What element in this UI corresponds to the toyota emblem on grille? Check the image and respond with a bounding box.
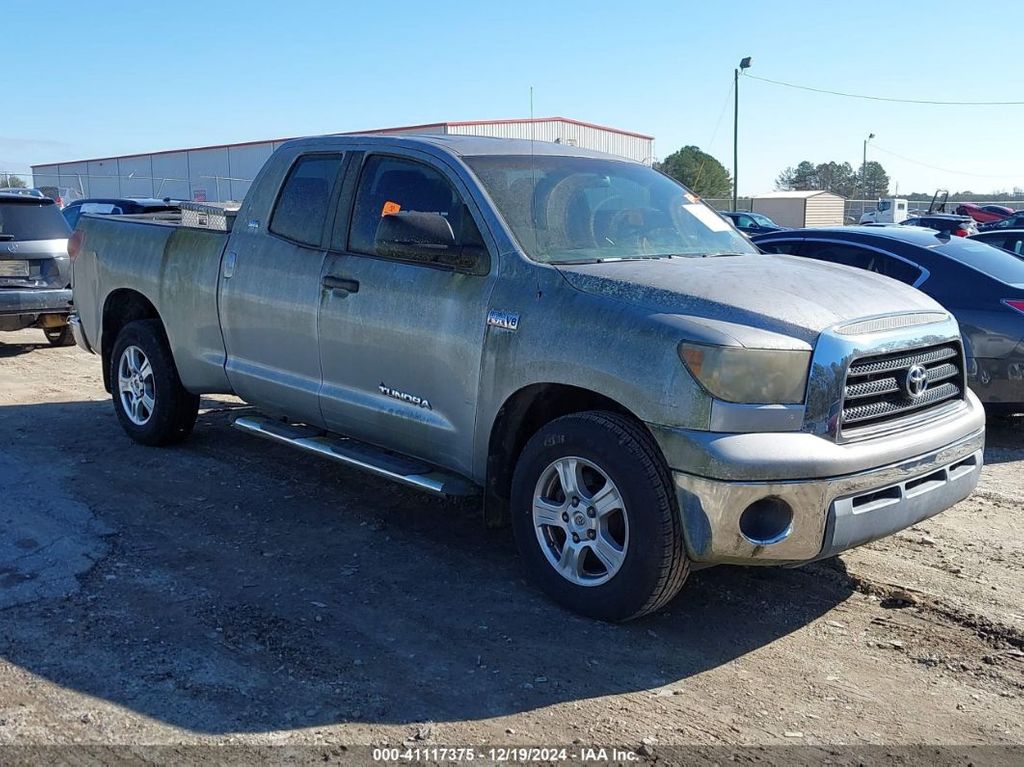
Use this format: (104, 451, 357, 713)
(905, 364, 929, 397)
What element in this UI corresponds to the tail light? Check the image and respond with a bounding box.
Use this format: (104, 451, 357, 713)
(1004, 299, 1024, 315)
(67, 229, 84, 261)
(55, 195, 64, 208)
(953, 228, 969, 237)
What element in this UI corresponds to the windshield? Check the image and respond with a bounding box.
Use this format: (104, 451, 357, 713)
(749, 212, 777, 227)
(465, 155, 757, 264)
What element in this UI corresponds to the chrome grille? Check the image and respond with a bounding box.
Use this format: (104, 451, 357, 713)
(840, 342, 965, 439)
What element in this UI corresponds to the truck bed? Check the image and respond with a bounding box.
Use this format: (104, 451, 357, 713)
(72, 214, 232, 393)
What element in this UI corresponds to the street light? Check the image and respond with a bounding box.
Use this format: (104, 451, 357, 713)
(862, 132, 875, 201)
(733, 56, 752, 211)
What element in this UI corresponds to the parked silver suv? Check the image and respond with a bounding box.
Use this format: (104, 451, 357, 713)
(0, 193, 74, 345)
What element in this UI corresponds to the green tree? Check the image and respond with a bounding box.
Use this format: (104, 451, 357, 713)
(815, 161, 856, 197)
(777, 159, 889, 199)
(655, 146, 732, 198)
(860, 161, 890, 199)
(0, 173, 27, 188)
(776, 161, 818, 191)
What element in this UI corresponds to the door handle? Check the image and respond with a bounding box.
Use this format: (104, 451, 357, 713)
(322, 275, 360, 294)
(223, 251, 237, 279)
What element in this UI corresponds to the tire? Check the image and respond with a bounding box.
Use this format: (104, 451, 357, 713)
(44, 324, 75, 347)
(510, 410, 690, 621)
(110, 319, 199, 446)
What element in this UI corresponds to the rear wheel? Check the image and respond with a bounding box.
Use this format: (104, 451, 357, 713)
(511, 410, 690, 621)
(44, 325, 75, 347)
(110, 320, 199, 446)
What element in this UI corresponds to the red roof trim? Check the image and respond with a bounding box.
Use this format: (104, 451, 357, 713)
(32, 117, 654, 170)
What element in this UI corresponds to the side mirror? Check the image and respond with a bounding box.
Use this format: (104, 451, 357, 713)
(374, 211, 483, 272)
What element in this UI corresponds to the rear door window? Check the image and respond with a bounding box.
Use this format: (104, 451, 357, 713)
(1003, 234, 1024, 256)
(0, 201, 71, 241)
(933, 236, 1024, 285)
(757, 239, 802, 255)
(800, 241, 923, 285)
(269, 154, 344, 247)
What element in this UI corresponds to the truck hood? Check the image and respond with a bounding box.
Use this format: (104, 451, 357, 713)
(556, 254, 945, 347)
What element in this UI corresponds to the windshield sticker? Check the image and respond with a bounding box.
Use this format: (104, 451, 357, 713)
(381, 200, 401, 217)
(683, 203, 731, 232)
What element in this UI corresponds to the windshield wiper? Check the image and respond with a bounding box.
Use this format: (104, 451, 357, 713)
(0, 234, 14, 241)
(550, 255, 678, 265)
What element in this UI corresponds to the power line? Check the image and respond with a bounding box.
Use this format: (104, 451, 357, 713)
(692, 79, 735, 190)
(743, 72, 1024, 106)
(871, 144, 1023, 179)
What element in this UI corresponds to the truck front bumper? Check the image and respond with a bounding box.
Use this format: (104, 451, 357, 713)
(0, 288, 72, 316)
(650, 392, 986, 565)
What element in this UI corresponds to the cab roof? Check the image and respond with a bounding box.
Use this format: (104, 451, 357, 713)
(279, 132, 634, 162)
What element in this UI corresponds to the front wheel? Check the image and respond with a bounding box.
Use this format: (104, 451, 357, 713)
(510, 411, 690, 621)
(110, 320, 199, 446)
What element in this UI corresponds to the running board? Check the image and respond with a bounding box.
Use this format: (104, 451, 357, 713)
(232, 415, 478, 497)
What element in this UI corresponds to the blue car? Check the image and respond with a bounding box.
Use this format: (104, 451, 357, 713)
(753, 226, 1024, 415)
(720, 210, 787, 235)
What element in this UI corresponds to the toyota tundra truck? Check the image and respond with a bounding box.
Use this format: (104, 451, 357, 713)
(68, 135, 985, 621)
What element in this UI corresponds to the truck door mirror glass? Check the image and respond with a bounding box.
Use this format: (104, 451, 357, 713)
(374, 211, 481, 271)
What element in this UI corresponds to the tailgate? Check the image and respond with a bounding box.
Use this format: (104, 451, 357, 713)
(0, 238, 69, 290)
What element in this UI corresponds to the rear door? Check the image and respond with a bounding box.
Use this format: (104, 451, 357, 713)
(316, 151, 497, 475)
(0, 198, 70, 292)
(218, 152, 345, 425)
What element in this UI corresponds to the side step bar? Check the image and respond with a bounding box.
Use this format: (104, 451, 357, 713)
(233, 415, 478, 497)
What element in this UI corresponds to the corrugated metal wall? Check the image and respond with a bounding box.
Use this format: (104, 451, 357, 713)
(750, 198, 808, 229)
(446, 121, 653, 163)
(31, 141, 280, 203)
(751, 193, 846, 228)
(804, 194, 845, 227)
(32, 120, 655, 202)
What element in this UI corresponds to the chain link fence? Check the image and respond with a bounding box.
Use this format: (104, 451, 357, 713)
(704, 196, 1023, 223)
(1, 170, 252, 203)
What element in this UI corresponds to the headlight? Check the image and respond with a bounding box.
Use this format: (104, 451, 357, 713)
(679, 343, 811, 404)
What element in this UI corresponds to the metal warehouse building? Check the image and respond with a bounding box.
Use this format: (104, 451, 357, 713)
(31, 117, 655, 203)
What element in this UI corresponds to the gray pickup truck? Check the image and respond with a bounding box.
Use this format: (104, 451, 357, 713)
(69, 135, 985, 621)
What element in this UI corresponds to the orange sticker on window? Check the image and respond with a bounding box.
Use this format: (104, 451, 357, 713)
(381, 200, 401, 216)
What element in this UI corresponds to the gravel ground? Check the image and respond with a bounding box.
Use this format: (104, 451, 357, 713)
(0, 328, 1022, 757)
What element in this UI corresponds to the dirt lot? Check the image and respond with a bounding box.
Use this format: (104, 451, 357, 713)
(0, 328, 1022, 755)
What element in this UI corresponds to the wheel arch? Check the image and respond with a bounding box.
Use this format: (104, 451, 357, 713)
(100, 289, 163, 392)
(483, 383, 650, 528)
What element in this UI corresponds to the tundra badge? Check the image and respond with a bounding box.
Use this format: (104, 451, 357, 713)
(379, 382, 432, 410)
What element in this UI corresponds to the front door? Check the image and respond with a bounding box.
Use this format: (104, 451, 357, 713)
(317, 152, 497, 475)
(219, 152, 345, 424)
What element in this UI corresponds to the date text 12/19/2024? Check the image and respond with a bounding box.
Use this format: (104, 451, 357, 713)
(371, 746, 640, 762)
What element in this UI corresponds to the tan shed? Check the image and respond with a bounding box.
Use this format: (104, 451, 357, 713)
(751, 190, 846, 228)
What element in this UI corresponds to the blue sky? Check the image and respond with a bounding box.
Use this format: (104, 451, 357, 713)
(5, 0, 1020, 195)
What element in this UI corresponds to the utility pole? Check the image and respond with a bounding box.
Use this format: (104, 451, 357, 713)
(733, 57, 752, 211)
(862, 132, 875, 200)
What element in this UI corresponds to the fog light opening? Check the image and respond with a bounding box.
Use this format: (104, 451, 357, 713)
(739, 497, 794, 546)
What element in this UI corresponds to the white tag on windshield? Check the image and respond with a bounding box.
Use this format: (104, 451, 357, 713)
(683, 203, 731, 232)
